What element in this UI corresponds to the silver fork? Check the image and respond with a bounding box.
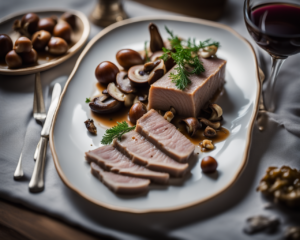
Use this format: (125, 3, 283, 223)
(14, 72, 46, 179)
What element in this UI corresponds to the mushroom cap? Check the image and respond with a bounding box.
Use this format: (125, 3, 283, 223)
(204, 126, 217, 138)
(89, 96, 123, 114)
(116, 71, 136, 94)
(116, 49, 143, 69)
(149, 23, 164, 52)
(128, 64, 149, 85)
(181, 117, 201, 137)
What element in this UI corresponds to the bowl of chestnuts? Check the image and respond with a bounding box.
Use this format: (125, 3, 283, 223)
(0, 9, 90, 75)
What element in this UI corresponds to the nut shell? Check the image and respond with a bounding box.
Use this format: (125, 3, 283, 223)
(14, 37, 32, 53)
(5, 50, 22, 68)
(116, 49, 143, 69)
(38, 18, 56, 33)
(61, 12, 76, 29)
(129, 102, 147, 124)
(201, 156, 218, 173)
(21, 48, 38, 65)
(21, 13, 39, 34)
(0, 34, 13, 59)
(32, 30, 51, 51)
(48, 37, 68, 55)
(95, 61, 119, 85)
(53, 21, 72, 42)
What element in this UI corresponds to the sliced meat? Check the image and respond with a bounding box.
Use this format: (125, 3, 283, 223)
(91, 162, 150, 194)
(113, 131, 189, 177)
(86, 145, 169, 184)
(148, 57, 226, 117)
(136, 109, 195, 162)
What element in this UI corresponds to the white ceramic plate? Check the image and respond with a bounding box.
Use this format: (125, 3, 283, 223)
(0, 9, 90, 75)
(50, 16, 260, 213)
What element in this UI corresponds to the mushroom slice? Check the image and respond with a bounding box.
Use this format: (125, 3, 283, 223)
(124, 93, 136, 107)
(116, 71, 136, 94)
(204, 126, 217, 138)
(209, 103, 223, 121)
(164, 111, 174, 122)
(181, 117, 201, 137)
(150, 51, 176, 72)
(201, 140, 214, 150)
(198, 117, 221, 130)
(102, 89, 108, 94)
(128, 64, 149, 85)
(89, 96, 122, 114)
(150, 51, 164, 62)
(199, 45, 218, 59)
(107, 82, 126, 102)
(138, 94, 148, 102)
(149, 23, 164, 52)
(147, 59, 166, 84)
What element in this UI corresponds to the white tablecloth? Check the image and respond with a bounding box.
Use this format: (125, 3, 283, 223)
(1, 0, 300, 239)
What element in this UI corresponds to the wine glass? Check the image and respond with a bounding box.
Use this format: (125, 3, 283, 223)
(244, 0, 300, 113)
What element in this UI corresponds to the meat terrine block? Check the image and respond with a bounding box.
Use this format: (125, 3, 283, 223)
(86, 145, 169, 184)
(136, 109, 195, 162)
(148, 57, 226, 117)
(91, 162, 150, 194)
(113, 131, 189, 177)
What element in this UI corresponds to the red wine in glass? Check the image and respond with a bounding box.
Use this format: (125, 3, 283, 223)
(244, 0, 300, 114)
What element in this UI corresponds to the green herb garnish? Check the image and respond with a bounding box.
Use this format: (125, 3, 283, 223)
(144, 41, 150, 62)
(85, 98, 91, 103)
(101, 121, 135, 145)
(161, 27, 220, 90)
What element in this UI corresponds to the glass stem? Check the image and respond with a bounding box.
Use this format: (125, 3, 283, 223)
(264, 56, 286, 112)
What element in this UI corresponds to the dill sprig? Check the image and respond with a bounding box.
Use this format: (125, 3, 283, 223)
(85, 98, 91, 103)
(144, 41, 150, 62)
(161, 27, 219, 90)
(101, 121, 135, 145)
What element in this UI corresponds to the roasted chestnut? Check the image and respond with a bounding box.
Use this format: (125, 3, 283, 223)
(21, 48, 38, 65)
(116, 49, 144, 69)
(14, 37, 32, 53)
(201, 156, 218, 173)
(21, 13, 39, 34)
(61, 12, 76, 29)
(48, 37, 68, 55)
(129, 102, 147, 124)
(5, 50, 22, 68)
(0, 34, 13, 59)
(53, 21, 72, 42)
(38, 17, 56, 33)
(32, 30, 51, 51)
(95, 61, 119, 85)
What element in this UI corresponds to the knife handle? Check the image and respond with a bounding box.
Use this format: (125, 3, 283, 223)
(29, 137, 48, 193)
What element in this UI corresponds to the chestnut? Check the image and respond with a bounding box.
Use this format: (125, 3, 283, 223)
(38, 17, 56, 33)
(201, 156, 218, 173)
(53, 21, 72, 42)
(116, 49, 144, 69)
(0, 34, 13, 59)
(14, 37, 32, 53)
(5, 50, 22, 68)
(129, 102, 147, 124)
(48, 37, 68, 55)
(32, 30, 51, 51)
(21, 13, 39, 34)
(21, 48, 38, 65)
(61, 12, 76, 29)
(95, 61, 119, 85)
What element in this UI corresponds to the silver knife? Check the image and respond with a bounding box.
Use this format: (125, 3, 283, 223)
(29, 83, 61, 192)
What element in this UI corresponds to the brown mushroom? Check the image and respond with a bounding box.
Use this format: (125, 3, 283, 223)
(61, 12, 76, 29)
(209, 103, 223, 121)
(5, 50, 22, 68)
(149, 23, 164, 52)
(21, 48, 38, 64)
(14, 37, 32, 53)
(48, 37, 68, 55)
(116, 71, 136, 94)
(204, 126, 217, 138)
(21, 13, 39, 34)
(53, 21, 72, 42)
(198, 117, 221, 130)
(116, 49, 143, 69)
(107, 82, 126, 102)
(95, 61, 119, 85)
(0, 34, 13, 59)
(127, 64, 149, 85)
(32, 30, 51, 51)
(38, 17, 57, 33)
(164, 111, 174, 122)
(84, 119, 97, 135)
(181, 117, 201, 137)
(129, 102, 147, 124)
(150, 51, 176, 72)
(147, 60, 166, 84)
(89, 96, 122, 114)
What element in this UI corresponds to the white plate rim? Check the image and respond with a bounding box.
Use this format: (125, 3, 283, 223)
(0, 8, 90, 75)
(49, 15, 261, 213)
